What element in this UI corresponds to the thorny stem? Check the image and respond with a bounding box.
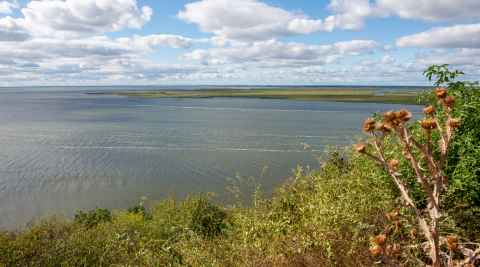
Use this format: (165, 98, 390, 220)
(371, 129, 441, 266)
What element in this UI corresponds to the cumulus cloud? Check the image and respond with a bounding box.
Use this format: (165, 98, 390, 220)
(415, 48, 480, 67)
(377, 0, 480, 21)
(119, 34, 194, 49)
(321, 0, 480, 32)
(0, 16, 30, 41)
(0, 0, 18, 14)
(183, 39, 378, 66)
(178, 0, 330, 42)
(397, 24, 480, 48)
(20, 0, 152, 37)
(325, 0, 383, 30)
(0, 31, 200, 85)
(0, 0, 204, 84)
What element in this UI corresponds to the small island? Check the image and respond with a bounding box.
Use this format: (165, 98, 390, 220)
(89, 87, 423, 104)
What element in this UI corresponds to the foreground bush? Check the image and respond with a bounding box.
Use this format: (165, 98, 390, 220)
(416, 65, 480, 242)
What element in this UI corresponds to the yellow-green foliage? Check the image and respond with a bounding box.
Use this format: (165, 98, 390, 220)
(0, 151, 395, 267)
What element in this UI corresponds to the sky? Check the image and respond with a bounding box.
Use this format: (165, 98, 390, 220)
(0, 0, 479, 86)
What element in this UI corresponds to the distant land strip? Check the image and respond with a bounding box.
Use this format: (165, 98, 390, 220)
(88, 88, 425, 105)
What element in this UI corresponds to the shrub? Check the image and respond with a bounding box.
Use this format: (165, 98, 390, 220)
(423, 65, 480, 241)
(190, 198, 228, 238)
(128, 203, 153, 221)
(74, 208, 112, 228)
(356, 68, 480, 266)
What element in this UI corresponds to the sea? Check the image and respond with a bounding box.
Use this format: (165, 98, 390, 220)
(0, 86, 424, 229)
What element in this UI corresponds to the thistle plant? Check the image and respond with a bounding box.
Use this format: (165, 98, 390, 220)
(355, 87, 479, 266)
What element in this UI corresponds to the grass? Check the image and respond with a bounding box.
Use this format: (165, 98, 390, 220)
(91, 88, 422, 104)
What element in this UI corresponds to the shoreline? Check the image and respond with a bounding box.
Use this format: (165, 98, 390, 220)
(89, 88, 422, 105)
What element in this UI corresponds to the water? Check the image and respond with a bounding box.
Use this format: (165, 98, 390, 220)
(0, 88, 421, 229)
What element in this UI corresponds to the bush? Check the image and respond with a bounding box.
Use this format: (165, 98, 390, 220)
(128, 203, 153, 221)
(423, 65, 480, 241)
(190, 198, 228, 238)
(74, 208, 112, 228)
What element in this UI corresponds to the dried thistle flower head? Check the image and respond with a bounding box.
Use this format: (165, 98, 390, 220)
(373, 234, 387, 246)
(376, 122, 392, 134)
(383, 111, 396, 123)
(363, 118, 376, 133)
(369, 245, 382, 257)
(448, 118, 461, 129)
(354, 143, 366, 153)
(443, 95, 455, 108)
(388, 159, 400, 171)
(396, 109, 412, 122)
(420, 119, 437, 130)
(435, 87, 448, 99)
(423, 105, 435, 116)
(446, 235, 458, 251)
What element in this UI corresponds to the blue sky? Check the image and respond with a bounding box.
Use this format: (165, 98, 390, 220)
(0, 0, 479, 86)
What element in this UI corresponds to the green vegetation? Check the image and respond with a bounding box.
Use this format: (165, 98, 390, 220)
(1, 66, 478, 266)
(93, 88, 422, 104)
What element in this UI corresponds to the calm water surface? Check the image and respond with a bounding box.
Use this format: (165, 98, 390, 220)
(0, 89, 421, 229)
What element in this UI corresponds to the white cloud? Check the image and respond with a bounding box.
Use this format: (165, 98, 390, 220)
(415, 48, 480, 67)
(0, 32, 201, 85)
(183, 39, 378, 66)
(119, 34, 194, 49)
(178, 0, 330, 42)
(325, 0, 382, 30)
(321, 0, 480, 32)
(377, 0, 480, 21)
(397, 24, 480, 48)
(287, 18, 327, 34)
(0, 16, 30, 41)
(176, 0, 480, 43)
(0, 0, 18, 14)
(20, 0, 152, 37)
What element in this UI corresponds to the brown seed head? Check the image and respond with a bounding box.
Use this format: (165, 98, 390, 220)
(410, 228, 417, 239)
(354, 143, 366, 153)
(420, 119, 437, 130)
(435, 87, 448, 99)
(444, 95, 455, 108)
(363, 118, 376, 132)
(448, 118, 461, 129)
(423, 105, 435, 116)
(369, 245, 383, 257)
(388, 159, 400, 171)
(383, 111, 396, 123)
(376, 122, 392, 134)
(446, 235, 458, 251)
(396, 109, 412, 122)
(373, 234, 387, 246)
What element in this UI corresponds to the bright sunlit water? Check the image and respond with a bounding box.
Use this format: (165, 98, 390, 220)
(0, 88, 421, 229)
